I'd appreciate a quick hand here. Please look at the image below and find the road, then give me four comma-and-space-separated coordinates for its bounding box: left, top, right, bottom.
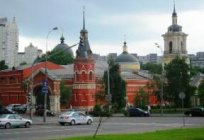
0, 116, 204, 140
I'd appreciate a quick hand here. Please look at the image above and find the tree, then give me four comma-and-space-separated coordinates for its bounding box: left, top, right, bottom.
198, 80, 204, 105
103, 62, 126, 111
141, 62, 162, 74
134, 87, 149, 108
0, 60, 8, 70
165, 57, 194, 107
35, 49, 73, 65
60, 81, 72, 106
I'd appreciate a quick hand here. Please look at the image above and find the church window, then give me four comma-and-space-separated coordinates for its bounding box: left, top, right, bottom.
181, 41, 183, 52
169, 41, 173, 53
89, 71, 93, 80
82, 71, 86, 80
9, 77, 16, 84
75, 72, 79, 81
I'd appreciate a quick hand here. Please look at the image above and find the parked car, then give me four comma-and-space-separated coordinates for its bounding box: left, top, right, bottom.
58, 111, 93, 126
125, 108, 150, 117
0, 107, 16, 115
34, 109, 55, 116
13, 104, 27, 114
0, 114, 32, 129
6, 104, 27, 114
184, 107, 204, 117
6, 104, 21, 110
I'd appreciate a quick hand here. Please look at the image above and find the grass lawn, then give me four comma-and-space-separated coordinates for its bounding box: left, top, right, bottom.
53, 127, 204, 140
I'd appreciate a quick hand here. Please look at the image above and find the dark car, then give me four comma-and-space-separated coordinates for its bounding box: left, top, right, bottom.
184, 107, 204, 117
34, 109, 55, 117
126, 108, 150, 117
6, 104, 27, 114
0, 108, 16, 115
13, 104, 27, 114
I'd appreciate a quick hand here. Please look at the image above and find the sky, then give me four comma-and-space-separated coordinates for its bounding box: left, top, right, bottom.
0, 0, 204, 56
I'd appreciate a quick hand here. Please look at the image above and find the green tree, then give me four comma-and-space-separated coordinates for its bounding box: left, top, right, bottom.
198, 80, 204, 105
0, 60, 8, 70
35, 49, 73, 65
141, 62, 162, 74
134, 87, 149, 108
60, 81, 72, 106
165, 57, 194, 107
103, 63, 126, 111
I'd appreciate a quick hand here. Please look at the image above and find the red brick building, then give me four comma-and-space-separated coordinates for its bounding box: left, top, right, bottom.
0, 13, 157, 112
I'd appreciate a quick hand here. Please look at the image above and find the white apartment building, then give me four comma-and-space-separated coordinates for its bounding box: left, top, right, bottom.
0, 17, 18, 68
17, 43, 42, 65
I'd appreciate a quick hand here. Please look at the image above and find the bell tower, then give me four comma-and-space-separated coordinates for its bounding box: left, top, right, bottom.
71, 8, 96, 110
162, 3, 190, 64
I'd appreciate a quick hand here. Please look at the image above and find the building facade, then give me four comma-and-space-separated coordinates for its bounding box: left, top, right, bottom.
17, 43, 42, 66
189, 52, 204, 68
0, 17, 19, 68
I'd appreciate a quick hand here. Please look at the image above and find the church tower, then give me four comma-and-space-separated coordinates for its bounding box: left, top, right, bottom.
72, 9, 96, 110
162, 4, 190, 64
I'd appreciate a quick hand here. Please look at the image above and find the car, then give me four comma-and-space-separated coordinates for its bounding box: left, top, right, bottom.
34, 109, 55, 116
13, 104, 27, 114
6, 104, 21, 110
0, 114, 32, 129
126, 108, 150, 117
58, 111, 93, 126
0, 107, 16, 115
184, 107, 204, 117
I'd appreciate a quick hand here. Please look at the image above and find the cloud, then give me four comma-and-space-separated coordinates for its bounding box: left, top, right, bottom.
19, 9, 204, 57
19, 36, 59, 53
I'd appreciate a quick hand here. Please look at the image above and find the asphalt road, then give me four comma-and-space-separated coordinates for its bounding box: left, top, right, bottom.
0, 115, 204, 140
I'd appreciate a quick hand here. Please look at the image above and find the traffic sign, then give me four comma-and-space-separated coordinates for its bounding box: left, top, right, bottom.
179, 92, 186, 99
41, 80, 48, 94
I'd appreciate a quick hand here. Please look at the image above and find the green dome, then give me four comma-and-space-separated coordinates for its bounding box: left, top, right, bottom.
115, 52, 139, 63
53, 36, 74, 57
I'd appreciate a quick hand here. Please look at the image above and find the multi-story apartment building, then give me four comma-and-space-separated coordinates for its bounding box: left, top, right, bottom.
0, 17, 18, 68
17, 43, 42, 66
189, 52, 204, 68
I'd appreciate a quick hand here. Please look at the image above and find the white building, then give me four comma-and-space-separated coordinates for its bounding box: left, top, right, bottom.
162, 5, 189, 64
0, 17, 18, 68
17, 43, 42, 65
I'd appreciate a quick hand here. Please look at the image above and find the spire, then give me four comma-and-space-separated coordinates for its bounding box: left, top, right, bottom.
83, 6, 85, 30
76, 7, 92, 59
60, 34, 65, 44
172, 0, 177, 25
123, 41, 128, 53
172, 0, 177, 16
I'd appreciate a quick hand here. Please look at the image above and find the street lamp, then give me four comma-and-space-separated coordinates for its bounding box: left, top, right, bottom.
43, 27, 58, 123
155, 43, 164, 116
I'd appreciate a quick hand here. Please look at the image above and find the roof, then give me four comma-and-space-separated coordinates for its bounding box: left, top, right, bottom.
53, 36, 74, 56
115, 52, 139, 63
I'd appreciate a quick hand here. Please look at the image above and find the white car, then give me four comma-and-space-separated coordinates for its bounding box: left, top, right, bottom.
0, 114, 32, 129
58, 111, 93, 125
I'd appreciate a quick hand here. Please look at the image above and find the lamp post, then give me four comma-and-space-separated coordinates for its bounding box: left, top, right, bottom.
155, 43, 164, 116
43, 27, 58, 123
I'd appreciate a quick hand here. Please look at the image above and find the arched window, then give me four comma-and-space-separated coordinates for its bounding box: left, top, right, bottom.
75, 72, 79, 81
89, 71, 93, 80
181, 41, 183, 52
82, 71, 86, 80
169, 41, 173, 53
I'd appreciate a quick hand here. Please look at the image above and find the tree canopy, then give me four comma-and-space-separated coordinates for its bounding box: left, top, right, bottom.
165, 57, 194, 107
198, 80, 204, 105
35, 49, 73, 65
103, 62, 126, 111
141, 62, 162, 74
0, 60, 8, 70
60, 81, 72, 106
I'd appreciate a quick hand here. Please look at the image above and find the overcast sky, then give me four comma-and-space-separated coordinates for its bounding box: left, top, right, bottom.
1, 0, 204, 56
